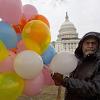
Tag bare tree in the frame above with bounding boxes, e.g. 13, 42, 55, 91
49, 0, 67, 7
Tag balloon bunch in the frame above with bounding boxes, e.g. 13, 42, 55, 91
0, 0, 56, 99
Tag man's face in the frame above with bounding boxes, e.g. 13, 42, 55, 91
82, 37, 98, 56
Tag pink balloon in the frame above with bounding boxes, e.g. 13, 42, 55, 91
0, 51, 16, 72
42, 66, 54, 85
23, 4, 38, 20
0, 0, 22, 24
17, 40, 26, 53
23, 72, 44, 96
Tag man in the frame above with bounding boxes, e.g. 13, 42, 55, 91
52, 32, 100, 100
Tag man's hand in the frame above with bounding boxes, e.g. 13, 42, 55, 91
51, 73, 63, 86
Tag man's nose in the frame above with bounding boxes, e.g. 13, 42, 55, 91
88, 43, 94, 47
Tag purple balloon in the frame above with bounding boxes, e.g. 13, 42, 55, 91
42, 67, 54, 85
0, 0, 22, 24
24, 72, 44, 96
23, 4, 38, 19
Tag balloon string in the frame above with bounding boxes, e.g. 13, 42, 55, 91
56, 86, 62, 100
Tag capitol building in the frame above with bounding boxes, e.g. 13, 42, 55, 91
52, 12, 80, 53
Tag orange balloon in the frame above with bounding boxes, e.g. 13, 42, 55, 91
30, 14, 50, 28
12, 16, 27, 34
12, 24, 21, 34
19, 16, 27, 26
22, 20, 51, 55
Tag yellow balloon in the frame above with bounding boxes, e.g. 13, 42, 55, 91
0, 40, 9, 61
0, 72, 24, 100
22, 20, 51, 55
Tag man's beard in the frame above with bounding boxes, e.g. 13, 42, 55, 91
84, 50, 96, 57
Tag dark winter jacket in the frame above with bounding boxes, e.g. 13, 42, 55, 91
62, 32, 100, 100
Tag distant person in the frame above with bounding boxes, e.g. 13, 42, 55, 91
52, 32, 100, 100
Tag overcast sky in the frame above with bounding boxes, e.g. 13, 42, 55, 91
22, 0, 100, 41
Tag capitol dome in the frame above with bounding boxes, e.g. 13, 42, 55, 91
51, 12, 80, 53
58, 12, 78, 40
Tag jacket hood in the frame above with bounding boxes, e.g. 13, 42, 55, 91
75, 32, 100, 60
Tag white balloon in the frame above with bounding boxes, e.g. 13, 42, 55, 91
14, 50, 43, 79
50, 52, 78, 75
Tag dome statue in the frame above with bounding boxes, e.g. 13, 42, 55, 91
52, 12, 80, 53
58, 12, 78, 40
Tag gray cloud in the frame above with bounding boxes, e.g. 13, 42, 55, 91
22, 0, 100, 41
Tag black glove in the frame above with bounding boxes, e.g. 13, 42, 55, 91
51, 73, 63, 86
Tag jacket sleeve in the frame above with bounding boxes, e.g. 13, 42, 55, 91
62, 68, 100, 97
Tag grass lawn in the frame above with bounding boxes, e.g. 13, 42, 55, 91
18, 85, 65, 100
